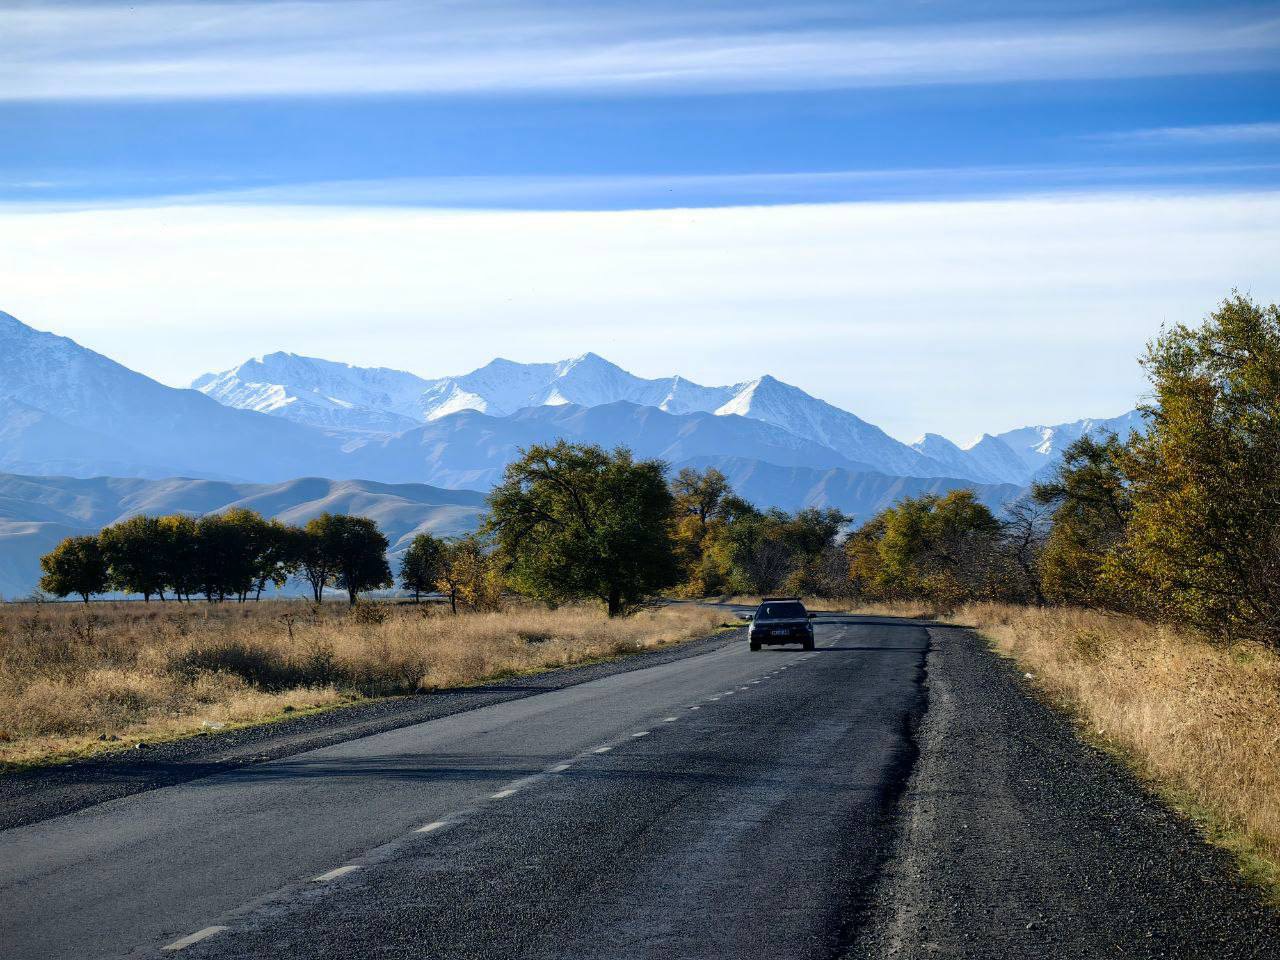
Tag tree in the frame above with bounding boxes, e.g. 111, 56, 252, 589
193, 512, 258, 602
847, 491, 1001, 605
39, 535, 108, 603
436, 534, 502, 613
251, 519, 302, 601
304, 513, 392, 605
401, 532, 446, 602
157, 514, 200, 602
1121, 292, 1280, 642
486, 441, 680, 616
100, 515, 167, 602
1032, 433, 1134, 609
997, 496, 1052, 605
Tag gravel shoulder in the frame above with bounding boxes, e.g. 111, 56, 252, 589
847, 624, 1280, 960
0, 627, 741, 832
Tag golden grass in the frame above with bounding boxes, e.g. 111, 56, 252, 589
957, 602, 1280, 898
0, 600, 727, 769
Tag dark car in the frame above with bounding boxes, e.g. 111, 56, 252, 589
746, 597, 815, 651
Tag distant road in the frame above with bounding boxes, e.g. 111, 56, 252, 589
1, 614, 1276, 959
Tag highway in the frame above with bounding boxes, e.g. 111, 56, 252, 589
0, 614, 925, 960
5, 612, 1279, 960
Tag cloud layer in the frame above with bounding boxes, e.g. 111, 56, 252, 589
3, 2, 1278, 99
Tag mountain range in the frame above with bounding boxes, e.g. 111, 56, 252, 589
194, 344, 1143, 487
0, 308, 1145, 597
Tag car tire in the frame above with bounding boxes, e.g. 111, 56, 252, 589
749, 641, 761, 651
803, 638, 815, 651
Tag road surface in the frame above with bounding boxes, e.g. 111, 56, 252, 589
2, 613, 1277, 959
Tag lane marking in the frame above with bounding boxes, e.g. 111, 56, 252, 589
632, 731, 650, 738
708, 696, 721, 701
550, 762, 572, 772
663, 717, 678, 722
415, 821, 448, 833
162, 927, 228, 952
491, 788, 518, 799
689, 705, 701, 710
313, 865, 361, 882
593, 746, 613, 754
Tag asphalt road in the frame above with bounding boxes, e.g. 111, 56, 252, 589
3, 613, 1277, 960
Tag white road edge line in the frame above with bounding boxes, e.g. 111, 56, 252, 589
491, 788, 518, 799
415, 821, 448, 833
162, 926, 229, 951
313, 865, 361, 882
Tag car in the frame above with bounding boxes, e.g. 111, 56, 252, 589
746, 597, 816, 651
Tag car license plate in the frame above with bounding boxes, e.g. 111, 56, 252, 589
771, 629, 787, 636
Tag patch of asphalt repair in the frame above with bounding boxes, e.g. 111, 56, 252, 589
846, 624, 1280, 960
0, 626, 742, 832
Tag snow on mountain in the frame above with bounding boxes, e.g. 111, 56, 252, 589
0, 311, 341, 480
193, 352, 431, 434
989, 410, 1147, 479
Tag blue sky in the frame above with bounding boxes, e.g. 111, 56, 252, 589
1, 0, 1278, 441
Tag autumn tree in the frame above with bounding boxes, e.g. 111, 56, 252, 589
100, 515, 168, 602
400, 532, 446, 602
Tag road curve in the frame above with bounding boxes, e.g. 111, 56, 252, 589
3, 613, 1278, 960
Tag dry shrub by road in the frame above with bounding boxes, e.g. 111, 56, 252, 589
960, 602, 1280, 898
0, 600, 726, 769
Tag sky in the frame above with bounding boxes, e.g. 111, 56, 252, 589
1, 0, 1278, 443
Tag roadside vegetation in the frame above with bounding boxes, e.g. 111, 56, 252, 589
0, 600, 724, 768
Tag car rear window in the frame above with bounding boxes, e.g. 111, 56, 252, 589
757, 602, 806, 620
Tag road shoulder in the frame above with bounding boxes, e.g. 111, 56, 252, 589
847, 624, 1280, 960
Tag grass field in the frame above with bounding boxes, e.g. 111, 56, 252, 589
0, 599, 728, 769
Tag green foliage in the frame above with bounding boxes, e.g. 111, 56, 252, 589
304, 513, 393, 605
400, 532, 446, 601
486, 441, 679, 616
1120, 292, 1280, 642
1032, 433, 1135, 609
848, 490, 1003, 605
99, 515, 168, 601
38, 535, 108, 603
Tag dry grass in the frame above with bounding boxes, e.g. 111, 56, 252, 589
0, 600, 727, 769
956, 602, 1280, 898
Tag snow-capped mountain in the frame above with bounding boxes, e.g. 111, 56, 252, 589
989, 410, 1147, 479
192, 352, 434, 434
0, 311, 343, 480
196, 351, 960, 480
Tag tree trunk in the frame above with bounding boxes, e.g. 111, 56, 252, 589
606, 586, 622, 618
449, 588, 457, 614
347, 586, 357, 606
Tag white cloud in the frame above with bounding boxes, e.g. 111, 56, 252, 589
1098, 122, 1280, 144
1, 2, 1277, 99
1, 191, 1276, 442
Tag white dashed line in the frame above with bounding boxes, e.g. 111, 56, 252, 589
550, 762, 572, 773
491, 788, 518, 799
708, 696, 721, 701
663, 717, 678, 722
689, 705, 701, 710
631, 731, 650, 738
415, 821, 448, 833
593, 746, 613, 754
162, 926, 228, 952
313, 865, 361, 882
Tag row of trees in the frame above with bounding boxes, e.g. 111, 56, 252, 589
845, 293, 1280, 646
40, 510, 392, 605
